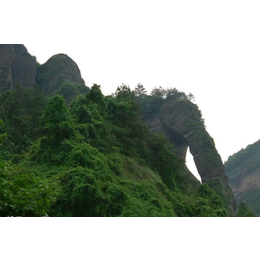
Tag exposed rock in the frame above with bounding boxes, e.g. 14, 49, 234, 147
0, 44, 37, 93
36, 54, 86, 95
146, 98, 235, 215
0, 45, 88, 97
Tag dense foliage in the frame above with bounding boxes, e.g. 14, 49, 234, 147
0, 83, 232, 216
236, 202, 255, 217
0, 85, 47, 157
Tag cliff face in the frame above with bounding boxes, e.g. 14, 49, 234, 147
146, 98, 235, 214
225, 140, 260, 215
0, 44, 37, 92
36, 54, 86, 95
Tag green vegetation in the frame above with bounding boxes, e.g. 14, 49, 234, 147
236, 202, 255, 217
225, 140, 260, 178
0, 84, 47, 157
0, 83, 231, 216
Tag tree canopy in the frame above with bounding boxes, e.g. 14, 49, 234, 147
0, 83, 234, 217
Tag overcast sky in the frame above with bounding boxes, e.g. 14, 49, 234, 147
4, 0, 260, 180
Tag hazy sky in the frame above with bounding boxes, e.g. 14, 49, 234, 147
4, 0, 260, 180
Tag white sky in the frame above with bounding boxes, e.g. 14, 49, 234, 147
4, 0, 260, 181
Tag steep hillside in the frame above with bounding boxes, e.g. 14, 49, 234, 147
225, 140, 260, 215
0, 85, 230, 216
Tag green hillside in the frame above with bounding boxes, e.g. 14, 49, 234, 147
0, 84, 229, 217
0, 44, 239, 217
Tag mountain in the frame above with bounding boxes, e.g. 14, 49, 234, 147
0, 45, 236, 216
225, 140, 260, 215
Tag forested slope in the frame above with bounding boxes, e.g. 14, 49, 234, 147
0, 84, 229, 216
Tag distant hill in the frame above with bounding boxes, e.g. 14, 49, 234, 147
225, 140, 260, 215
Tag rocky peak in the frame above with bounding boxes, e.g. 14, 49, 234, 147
0, 44, 37, 93
36, 53, 86, 95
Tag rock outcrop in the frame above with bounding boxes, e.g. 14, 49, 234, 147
0, 45, 87, 97
146, 98, 235, 214
0, 44, 37, 93
36, 54, 86, 95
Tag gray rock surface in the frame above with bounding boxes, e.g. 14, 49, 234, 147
0, 44, 37, 92
36, 54, 86, 95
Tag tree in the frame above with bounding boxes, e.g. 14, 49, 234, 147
147, 134, 179, 190
166, 87, 186, 100
151, 86, 166, 99
56, 81, 88, 105
195, 184, 227, 216
0, 85, 47, 155
187, 93, 195, 102
40, 95, 74, 142
0, 121, 57, 216
134, 83, 147, 97
86, 84, 106, 116
236, 202, 255, 217
0, 163, 58, 216
115, 84, 135, 101
70, 90, 112, 151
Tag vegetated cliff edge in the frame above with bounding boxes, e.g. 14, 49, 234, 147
144, 96, 235, 214
225, 140, 260, 215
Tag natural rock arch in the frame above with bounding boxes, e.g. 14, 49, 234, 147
146, 98, 235, 214
186, 147, 201, 182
